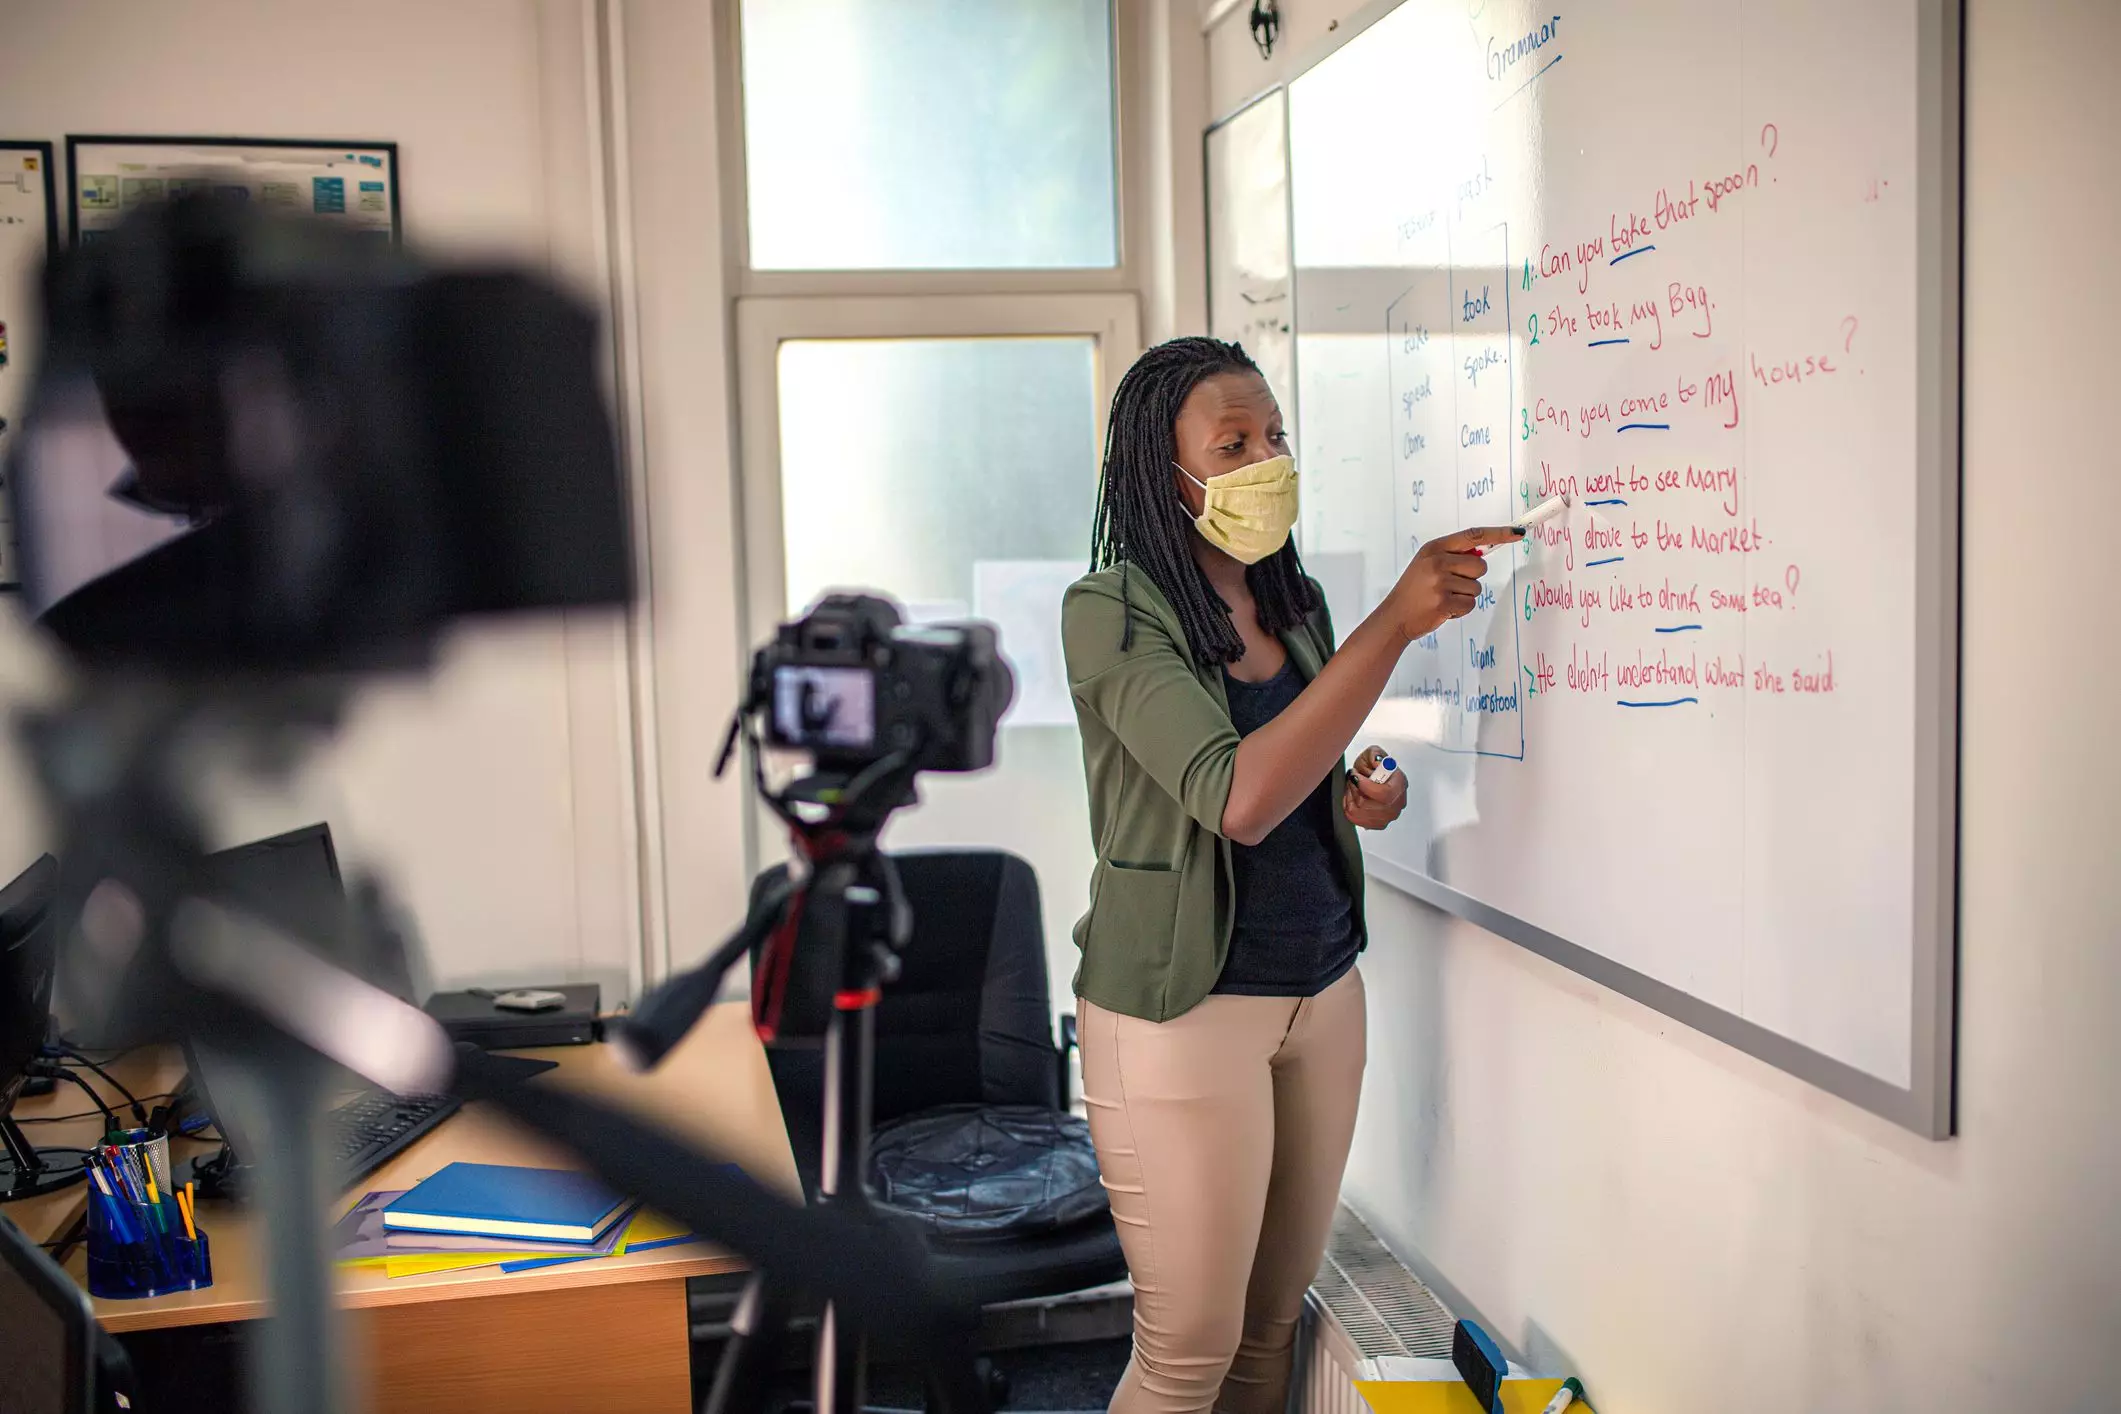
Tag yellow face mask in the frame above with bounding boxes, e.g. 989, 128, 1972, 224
1176, 454, 1299, 565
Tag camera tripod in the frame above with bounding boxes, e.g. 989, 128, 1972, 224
21, 679, 985, 1414
617, 748, 996, 1414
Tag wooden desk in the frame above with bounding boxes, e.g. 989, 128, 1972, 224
2, 1002, 796, 1413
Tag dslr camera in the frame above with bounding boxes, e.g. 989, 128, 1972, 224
750, 594, 1013, 779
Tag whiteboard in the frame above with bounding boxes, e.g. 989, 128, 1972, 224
1222, 0, 1961, 1135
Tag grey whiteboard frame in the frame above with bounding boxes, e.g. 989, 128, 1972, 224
1211, 0, 1965, 1138
1203, 86, 1298, 440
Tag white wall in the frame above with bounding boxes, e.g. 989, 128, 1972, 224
0, 0, 649, 1000
608, 0, 754, 977
1203, 0, 2121, 1408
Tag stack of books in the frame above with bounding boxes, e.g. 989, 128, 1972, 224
332, 1162, 696, 1278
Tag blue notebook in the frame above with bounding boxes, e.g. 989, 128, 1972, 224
381, 1163, 631, 1243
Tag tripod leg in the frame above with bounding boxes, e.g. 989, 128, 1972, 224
704, 1272, 795, 1414
814, 1299, 866, 1414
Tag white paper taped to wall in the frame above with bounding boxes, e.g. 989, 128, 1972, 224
973, 560, 1081, 728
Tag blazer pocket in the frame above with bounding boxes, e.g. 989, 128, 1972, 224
1084, 861, 1182, 979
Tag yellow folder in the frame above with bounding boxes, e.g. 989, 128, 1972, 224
1354, 1378, 1568, 1413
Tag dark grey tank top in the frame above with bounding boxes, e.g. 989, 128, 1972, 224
1214, 659, 1358, 998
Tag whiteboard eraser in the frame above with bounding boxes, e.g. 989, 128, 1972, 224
1515, 493, 1569, 530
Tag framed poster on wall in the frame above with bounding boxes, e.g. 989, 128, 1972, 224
66, 135, 399, 244
0, 141, 57, 589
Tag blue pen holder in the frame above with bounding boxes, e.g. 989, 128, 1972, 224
85, 1135, 213, 1300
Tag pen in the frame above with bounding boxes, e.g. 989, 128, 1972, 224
89, 1163, 132, 1242
98, 1163, 147, 1250
1515, 492, 1570, 530
178, 1183, 198, 1241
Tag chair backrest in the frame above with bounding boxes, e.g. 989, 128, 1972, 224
751, 849, 1059, 1186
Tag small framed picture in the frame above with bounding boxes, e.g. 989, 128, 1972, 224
65, 134, 400, 244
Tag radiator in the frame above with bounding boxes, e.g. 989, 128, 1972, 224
1294, 1206, 1457, 1414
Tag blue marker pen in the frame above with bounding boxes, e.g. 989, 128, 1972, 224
1366, 754, 1399, 785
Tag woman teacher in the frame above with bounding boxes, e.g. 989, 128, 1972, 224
1062, 336, 1521, 1414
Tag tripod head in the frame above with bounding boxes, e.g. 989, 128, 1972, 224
621, 593, 1015, 1063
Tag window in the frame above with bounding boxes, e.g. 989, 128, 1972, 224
737, 300, 1136, 999
732, 2, 1135, 1006
739, 0, 1119, 271
775, 336, 1101, 609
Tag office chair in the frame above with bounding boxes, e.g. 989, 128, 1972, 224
698, 849, 1128, 1401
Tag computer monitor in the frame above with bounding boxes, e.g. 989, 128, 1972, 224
0, 854, 89, 1204
182, 822, 415, 1193
1, 854, 60, 1102
0, 1207, 133, 1414
199, 821, 413, 1008
206, 822, 346, 932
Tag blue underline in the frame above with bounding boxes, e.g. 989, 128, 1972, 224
1617, 422, 1670, 432
1584, 497, 1628, 506
1655, 624, 1704, 634
1618, 697, 1699, 708
1585, 555, 1625, 568
1608, 245, 1657, 266
1587, 337, 1630, 347
1493, 52, 1565, 110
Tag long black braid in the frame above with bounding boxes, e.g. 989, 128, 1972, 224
1090, 336, 1319, 665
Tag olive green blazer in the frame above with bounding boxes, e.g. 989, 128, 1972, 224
1060, 564, 1367, 1022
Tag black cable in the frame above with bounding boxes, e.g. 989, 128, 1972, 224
51, 1047, 148, 1125
14, 1092, 178, 1125
53, 1039, 146, 1064
41, 1213, 88, 1251
27, 1064, 118, 1132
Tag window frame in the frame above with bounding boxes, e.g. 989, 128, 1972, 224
732, 293, 1139, 877
734, 292, 1141, 641
716, 0, 1146, 295
719, 0, 1151, 883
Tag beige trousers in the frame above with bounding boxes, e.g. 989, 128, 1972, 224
1079, 967, 1367, 1414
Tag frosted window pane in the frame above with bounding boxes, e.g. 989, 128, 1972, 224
741, 0, 1118, 270
775, 336, 1101, 1005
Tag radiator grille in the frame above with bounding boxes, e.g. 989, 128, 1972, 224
1312, 1207, 1456, 1358
1297, 1206, 1457, 1414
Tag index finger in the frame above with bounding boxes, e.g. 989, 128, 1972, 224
1434, 524, 1527, 552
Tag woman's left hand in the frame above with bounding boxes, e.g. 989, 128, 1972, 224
1343, 747, 1406, 831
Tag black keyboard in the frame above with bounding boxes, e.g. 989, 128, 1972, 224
325, 1090, 461, 1186
323, 1051, 558, 1186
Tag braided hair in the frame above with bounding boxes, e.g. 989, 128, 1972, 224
1090, 336, 1319, 665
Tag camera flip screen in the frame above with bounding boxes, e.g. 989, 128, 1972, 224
772, 666, 875, 752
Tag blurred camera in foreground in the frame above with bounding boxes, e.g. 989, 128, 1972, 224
7, 190, 630, 673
